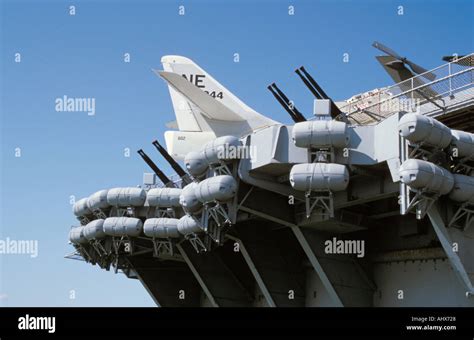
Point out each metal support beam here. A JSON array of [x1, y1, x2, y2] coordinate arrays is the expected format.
[[126, 256, 201, 307], [292, 226, 375, 306], [133, 269, 162, 307], [239, 204, 344, 306], [239, 205, 295, 228], [176, 243, 219, 307], [239, 192, 373, 306], [291, 226, 344, 307], [427, 205, 474, 296], [177, 241, 254, 307], [238, 204, 344, 306], [227, 235, 276, 307]]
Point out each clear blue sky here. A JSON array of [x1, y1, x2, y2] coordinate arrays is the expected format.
[[0, 0, 472, 306]]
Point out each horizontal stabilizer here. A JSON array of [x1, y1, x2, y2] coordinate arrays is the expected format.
[[157, 71, 246, 122], [376, 56, 439, 99], [376, 56, 413, 84]]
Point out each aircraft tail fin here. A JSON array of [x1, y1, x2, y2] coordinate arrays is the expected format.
[[160, 55, 278, 135], [158, 55, 279, 159]]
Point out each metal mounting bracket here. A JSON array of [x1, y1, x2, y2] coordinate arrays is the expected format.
[[404, 189, 439, 219], [449, 203, 474, 230], [153, 207, 175, 218], [112, 236, 133, 255], [186, 234, 207, 253], [90, 239, 107, 257], [91, 208, 108, 220], [305, 191, 334, 218], [151, 238, 174, 257]]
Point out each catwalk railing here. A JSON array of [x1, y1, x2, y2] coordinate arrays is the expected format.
[[337, 54, 474, 125]]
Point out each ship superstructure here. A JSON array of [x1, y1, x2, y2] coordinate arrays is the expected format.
[[67, 51, 474, 307]]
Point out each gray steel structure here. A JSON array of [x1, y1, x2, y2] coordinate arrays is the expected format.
[[67, 54, 474, 307]]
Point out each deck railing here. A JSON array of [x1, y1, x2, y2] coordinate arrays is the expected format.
[[337, 53, 474, 125]]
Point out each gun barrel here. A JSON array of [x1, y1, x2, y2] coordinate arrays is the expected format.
[[152, 140, 191, 186], [295, 68, 323, 99], [137, 149, 173, 187], [299, 66, 330, 99], [297, 66, 344, 118], [271, 82, 291, 103], [271, 83, 306, 121], [268, 83, 306, 122], [152, 140, 187, 178], [267, 85, 299, 123]]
